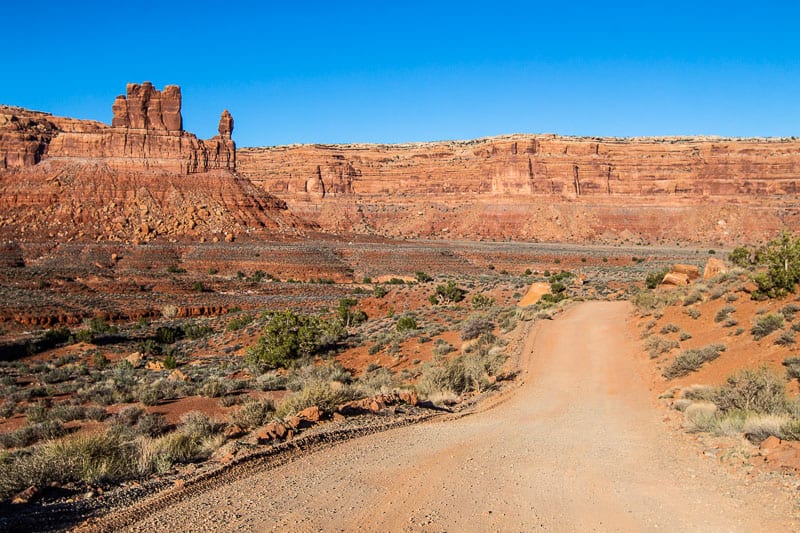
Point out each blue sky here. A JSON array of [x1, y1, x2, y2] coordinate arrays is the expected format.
[[2, 1, 798, 146]]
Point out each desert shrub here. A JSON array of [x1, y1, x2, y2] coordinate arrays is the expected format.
[[684, 402, 718, 432], [356, 367, 398, 395], [227, 314, 254, 332], [415, 271, 432, 283], [432, 340, 455, 357], [713, 367, 787, 414], [373, 285, 389, 298], [182, 322, 213, 339], [245, 311, 346, 371], [471, 293, 495, 310], [0, 431, 136, 501], [200, 378, 229, 398], [679, 331, 692, 341], [682, 291, 703, 306], [134, 413, 169, 437], [645, 335, 679, 359], [751, 313, 785, 340], [430, 281, 466, 305], [742, 414, 789, 443], [645, 268, 670, 289], [682, 384, 714, 401], [461, 318, 495, 341], [715, 305, 736, 323], [256, 371, 286, 391], [285, 362, 352, 391], [662, 344, 726, 379], [0, 420, 65, 449], [396, 315, 418, 332], [686, 307, 701, 319], [781, 303, 800, 322], [231, 399, 275, 429], [722, 318, 739, 328], [50, 404, 87, 423], [776, 330, 796, 346], [277, 381, 361, 418], [783, 357, 800, 380], [631, 290, 676, 315], [726, 293, 739, 303], [93, 352, 110, 370], [659, 323, 680, 334], [155, 326, 179, 344]]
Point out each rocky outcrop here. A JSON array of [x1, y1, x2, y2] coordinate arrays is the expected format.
[[237, 136, 800, 244], [0, 84, 296, 242], [1, 82, 234, 174]]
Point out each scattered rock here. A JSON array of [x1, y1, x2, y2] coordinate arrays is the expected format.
[[672, 264, 701, 280], [168, 369, 190, 382], [703, 258, 727, 280], [11, 486, 39, 504], [125, 352, 143, 368], [661, 272, 690, 286]]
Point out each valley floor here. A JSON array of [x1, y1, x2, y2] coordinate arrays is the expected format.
[[110, 302, 799, 531]]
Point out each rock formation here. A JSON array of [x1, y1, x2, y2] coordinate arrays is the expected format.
[[1, 82, 234, 174], [237, 135, 800, 244], [0, 84, 296, 242]]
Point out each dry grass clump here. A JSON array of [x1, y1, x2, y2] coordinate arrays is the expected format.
[[751, 313, 785, 340], [662, 344, 726, 379], [645, 335, 679, 359], [231, 399, 275, 430], [277, 381, 362, 418]]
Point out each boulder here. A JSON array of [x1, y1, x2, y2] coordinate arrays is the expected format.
[[12, 486, 40, 504], [661, 272, 690, 286], [703, 258, 727, 280], [672, 264, 701, 280], [297, 406, 322, 422]]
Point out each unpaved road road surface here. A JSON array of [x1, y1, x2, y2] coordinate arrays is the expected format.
[[121, 302, 798, 531]]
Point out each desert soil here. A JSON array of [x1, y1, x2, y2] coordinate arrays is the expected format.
[[118, 302, 799, 532]]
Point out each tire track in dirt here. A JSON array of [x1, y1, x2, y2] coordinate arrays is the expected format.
[[100, 302, 800, 531]]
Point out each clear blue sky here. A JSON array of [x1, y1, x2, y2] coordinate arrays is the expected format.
[[2, 1, 798, 146]]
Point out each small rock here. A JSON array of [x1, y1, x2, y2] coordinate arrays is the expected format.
[[11, 486, 39, 504]]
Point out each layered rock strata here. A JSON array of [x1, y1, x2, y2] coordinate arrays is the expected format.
[[0, 84, 291, 242], [1, 82, 234, 174], [238, 136, 800, 244]]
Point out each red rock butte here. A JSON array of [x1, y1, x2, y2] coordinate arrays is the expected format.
[[1, 82, 799, 245], [0, 83, 293, 243]]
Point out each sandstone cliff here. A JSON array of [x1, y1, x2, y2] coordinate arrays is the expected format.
[[237, 136, 800, 244], [0, 82, 235, 174], [0, 83, 295, 242]]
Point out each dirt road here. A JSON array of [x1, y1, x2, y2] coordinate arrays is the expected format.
[[121, 302, 798, 531]]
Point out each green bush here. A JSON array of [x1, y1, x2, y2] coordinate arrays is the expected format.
[[373, 285, 388, 298], [751, 313, 784, 340], [471, 293, 495, 310], [396, 315, 418, 332], [752, 231, 800, 298], [645, 268, 670, 289], [415, 271, 432, 283], [729, 246, 753, 268], [245, 311, 346, 371], [227, 313, 254, 332], [337, 298, 368, 327], [431, 281, 466, 304]]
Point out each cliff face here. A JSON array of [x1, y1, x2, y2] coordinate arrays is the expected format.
[[0, 84, 296, 243], [0, 82, 235, 174], [237, 136, 800, 244]]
